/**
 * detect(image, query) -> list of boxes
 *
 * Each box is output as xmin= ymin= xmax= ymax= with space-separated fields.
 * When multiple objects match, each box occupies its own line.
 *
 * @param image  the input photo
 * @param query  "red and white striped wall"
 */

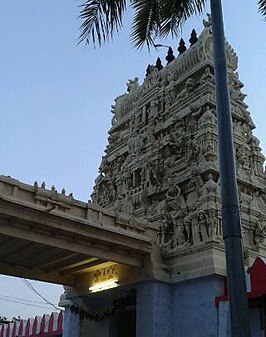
xmin=0 ymin=311 xmax=63 ymax=337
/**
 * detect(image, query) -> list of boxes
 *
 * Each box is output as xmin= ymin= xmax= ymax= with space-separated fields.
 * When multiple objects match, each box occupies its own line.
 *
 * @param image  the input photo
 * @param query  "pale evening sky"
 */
xmin=0 ymin=0 xmax=265 ymax=319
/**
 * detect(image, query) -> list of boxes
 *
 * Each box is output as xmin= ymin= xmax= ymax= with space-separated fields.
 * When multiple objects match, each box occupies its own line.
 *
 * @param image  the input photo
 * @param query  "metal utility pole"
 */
xmin=210 ymin=0 xmax=251 ymax=336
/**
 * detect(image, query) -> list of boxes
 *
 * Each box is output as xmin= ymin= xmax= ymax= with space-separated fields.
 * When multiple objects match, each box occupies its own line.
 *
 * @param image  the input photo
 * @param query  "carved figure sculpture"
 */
xmin=254 ymin=215 xmax=266 ymax=245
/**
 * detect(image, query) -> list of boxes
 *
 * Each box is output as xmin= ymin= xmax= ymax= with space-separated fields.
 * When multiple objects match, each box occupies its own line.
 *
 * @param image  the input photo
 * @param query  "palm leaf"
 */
xmin=258 ymin=0 xmax=266 ymax=18
xmin=130 ymin=0 xmax=206 ymax=49
xmin=159 ymin=0 xmax=206 ymax=38
xmin=131 ymin=0 xmax=161 ymax=49
xmin=79 ymin=0 xmax=127 ymax=46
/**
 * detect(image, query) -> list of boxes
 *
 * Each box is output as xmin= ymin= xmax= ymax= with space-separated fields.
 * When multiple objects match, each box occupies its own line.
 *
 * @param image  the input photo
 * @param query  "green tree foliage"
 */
xmin=79 ymin=0 xmax=266 ymax=48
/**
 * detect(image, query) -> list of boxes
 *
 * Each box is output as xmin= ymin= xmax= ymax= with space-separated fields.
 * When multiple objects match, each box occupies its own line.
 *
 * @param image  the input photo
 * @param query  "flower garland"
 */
xmin=70 ymin=291 xmax=136 ymax=322
xmin=70 ymin=304 xmax=115 ymax=321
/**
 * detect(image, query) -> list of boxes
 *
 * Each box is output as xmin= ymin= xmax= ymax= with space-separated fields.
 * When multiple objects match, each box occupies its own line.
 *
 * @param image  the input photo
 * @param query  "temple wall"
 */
xmin=136 ymin=281 xmax=173 ymax=337
xmin=173 ymin=276 xmax=224 ymax=337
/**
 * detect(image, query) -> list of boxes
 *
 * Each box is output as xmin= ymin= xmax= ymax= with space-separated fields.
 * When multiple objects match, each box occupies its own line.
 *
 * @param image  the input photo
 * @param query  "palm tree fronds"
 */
xmin=159 ymin=0 xmax=207 ymax=38
xmin=258 ymin=0 xmax=266 ymax=18
xmin=131 ymin=0 xmax=160 ymax=49
xmin=130 ymin=0 xmax=206 ymax=49
xmin=79 ymin=0 xmax=127 ymax=46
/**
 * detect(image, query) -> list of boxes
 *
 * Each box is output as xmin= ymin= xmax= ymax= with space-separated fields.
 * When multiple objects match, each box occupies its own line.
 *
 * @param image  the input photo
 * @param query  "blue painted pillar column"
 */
xmin=62 ymin=306 xmax=80 ymax=337
xmin=59 ymin=291 xmax=80 ymax=337
xmin=136 ymin=281 xmax=173 ymax=337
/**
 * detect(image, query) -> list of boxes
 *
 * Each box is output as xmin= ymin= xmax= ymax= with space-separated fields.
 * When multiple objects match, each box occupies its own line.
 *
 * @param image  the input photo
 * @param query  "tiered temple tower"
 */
xmin=91 ymin=19 xmax=265 ymax=271
xmin=80 ymin=18 xmax=266 ymax=337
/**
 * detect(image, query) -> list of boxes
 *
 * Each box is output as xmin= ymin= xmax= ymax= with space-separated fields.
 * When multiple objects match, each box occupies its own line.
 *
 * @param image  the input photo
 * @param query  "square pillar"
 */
xmin=59 ymin=291 xmax=80 ymax=337
xmin=62 ymin=306 xmax=80 ymax=337
xmin=173 ymin=276 xmax=225 ymax=337
xmin=136 ymin=281 xmax=173 ymax=337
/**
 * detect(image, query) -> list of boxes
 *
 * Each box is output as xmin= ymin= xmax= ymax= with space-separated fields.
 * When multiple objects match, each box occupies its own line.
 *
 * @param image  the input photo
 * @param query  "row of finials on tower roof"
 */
xmin=146 ymin=28 xmax=199 ymax=77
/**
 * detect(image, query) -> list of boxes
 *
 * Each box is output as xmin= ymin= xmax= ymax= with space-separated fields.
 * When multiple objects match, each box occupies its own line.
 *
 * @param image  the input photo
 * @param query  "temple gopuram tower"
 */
xmin=73 ymin=18 xmax=266 ymax=337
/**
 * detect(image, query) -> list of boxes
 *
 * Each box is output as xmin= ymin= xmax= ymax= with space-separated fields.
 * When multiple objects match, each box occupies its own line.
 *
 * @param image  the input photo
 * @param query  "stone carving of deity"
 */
xmin=111 ymin=95 xmax=126 ymax=122
xmin=174 ymin=119 xmax=186 ymax=139
xmin=119 ymin=192 xmax=134 ymax=215
xmin=229 ymin=72 xmax=246 ymax=102
xmin=200 ymin=66 xmax=215 ymax=84
xmin=250 ymin=190 xmax=265 ymax=213
xmin=233 ymin=120 xmax=242 ymax=136
xmin=171 ymin=209 xmax=186 ymax=247
xmin=142 ymin=66 xmax=159 ymax=91
xmin=165 ymin=90 xmax=175 ymax=112
xmin=207 ymin=209 xmax=222 ymax=240
xmin=184 ymin=210 xmax=210 ymax=246
xmin=248 ymin=138 xmax=264 ymax=177
xmin=236 ymin=145 xmax=249 ymax=177
xmin=201 ymin=173 xmax=218 ymax=196
xmin=176 ymin=78 xmax=196 ymax=103
xmin=150 ymin=96 xmax=160 ymax=118
xmin=183 ymin=211 xmax=197 ymax=245
xmin=108 ymin=130 xmax=120 ymax=145
xmin=197 ymin=210 xmax=210 ymax=242
xmin=187 ymin=140 xmax=201 ymax=164
xmin=157 ymin=217 xmax=172 ymax=248
xmin=186 ymin=114 xmax=198 ymax=135
xmin=163 ymin=146 xmax=175 ymax=181
xmin=186 ymin=174 xmax=203 ymax=211
xmin=254 ymin=214 xmax=266 ymax=246
xmin=198 ymin=105 xmax=216 ymax=128
xmin=202 ymin=138 xmax=217 ymax=162
xmin=185 ymin=78 xmax=197 ymax=94
xmin=135 ymin=133 xmax=145 ymax=154
xmin=126 ymin=77 xmax=139 ymax=95
xmin=239 ymin=188 xmax=252 ymax=208
xmin=165 ymin=184 xmax=186 ymax=212
xmin=120 ymin=165 xmax=132 ymax=194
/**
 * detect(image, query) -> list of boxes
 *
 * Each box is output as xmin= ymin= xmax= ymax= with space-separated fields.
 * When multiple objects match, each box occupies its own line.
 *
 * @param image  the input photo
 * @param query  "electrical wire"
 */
xmin=0 ymin=297 xmax=57 ymax=310
xmin=21 ymin=279 xmax=60 ymax=311
xmin=0 ymin=294 xmax=58 ymax=306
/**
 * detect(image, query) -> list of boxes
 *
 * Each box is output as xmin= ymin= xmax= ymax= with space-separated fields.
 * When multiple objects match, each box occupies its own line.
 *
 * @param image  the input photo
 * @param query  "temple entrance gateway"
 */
xmin=0 ymin=17 xmax=265 ymax=337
